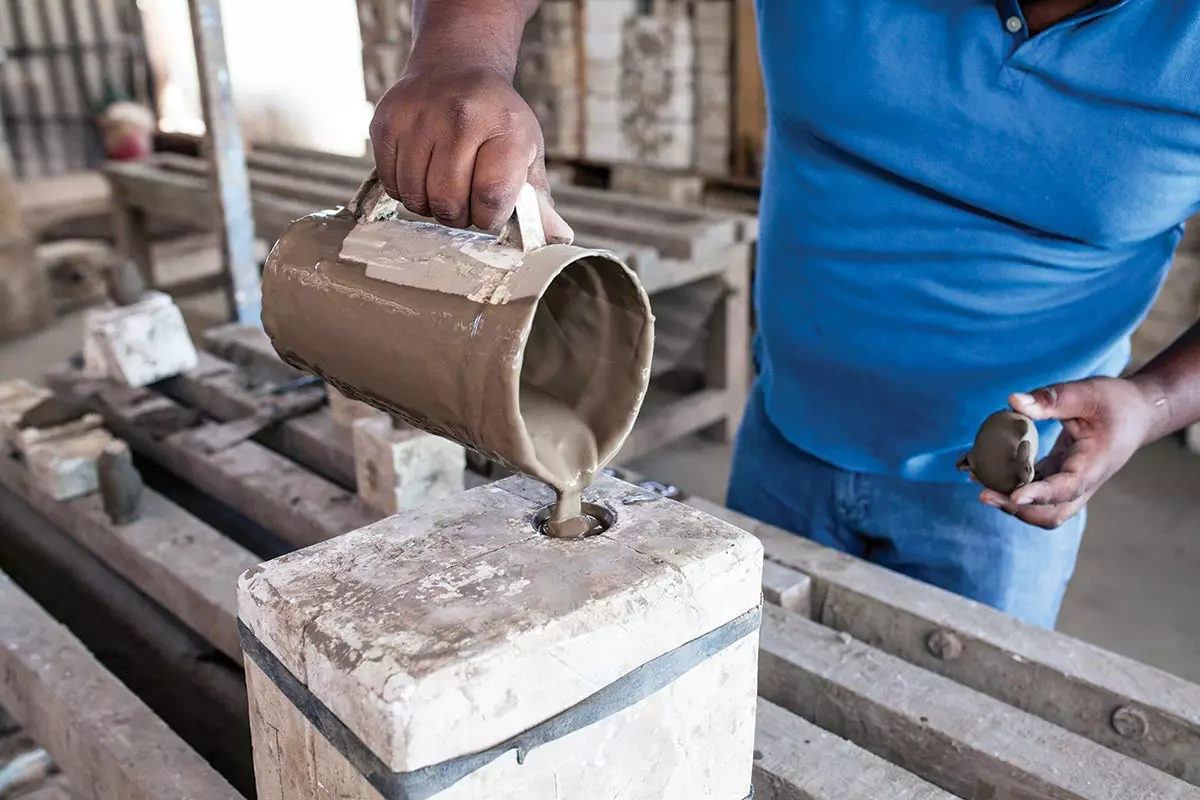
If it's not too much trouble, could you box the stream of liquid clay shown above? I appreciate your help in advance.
[519,385,606,538]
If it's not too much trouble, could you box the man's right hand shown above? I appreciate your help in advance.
[369,66,574,244]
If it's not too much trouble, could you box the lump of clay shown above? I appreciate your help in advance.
[957,410,1038,495]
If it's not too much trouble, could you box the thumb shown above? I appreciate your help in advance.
[1011,381,1100,422]
[526,156,574,245]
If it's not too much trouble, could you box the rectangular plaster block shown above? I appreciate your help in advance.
[25,427,114,501]
[351,415,466,515]
[0,379,53,453]
[83,292,199,388]
[238,475,764,800]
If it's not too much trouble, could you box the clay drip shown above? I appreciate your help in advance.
[518,260,628,536]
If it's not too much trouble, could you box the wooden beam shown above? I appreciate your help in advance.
[704,243,753,441]
[0,482,254,794]
[0,453,252,661]
[733,0,766,181]
[202,322,306,383]
[759,605,1198,800]
[46,373,376,549]
[0,572,244,800]
[687,497,1200,787]
[616,387,728,464]
[0,97,53,341]
[754,699,956,800]
[150,150,753,263]
[188,0,261,324]
[161,352,356,489]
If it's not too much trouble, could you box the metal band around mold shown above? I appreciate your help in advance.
[239,605,763,800]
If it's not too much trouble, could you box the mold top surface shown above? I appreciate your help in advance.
[237,475,763,773]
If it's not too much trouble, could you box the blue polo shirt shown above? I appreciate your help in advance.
[754,0,1200,482]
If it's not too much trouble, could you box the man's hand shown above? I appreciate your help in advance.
[978,377,1164,529]
[369,66,573,243]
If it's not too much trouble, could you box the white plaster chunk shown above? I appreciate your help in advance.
[239,475,763,799]
[351,415,466,515]
[82,291,199,387]
[25,427,114,500]
[13,412,104,455]
[0,379,53,453]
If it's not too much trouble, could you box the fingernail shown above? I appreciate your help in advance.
[982,496,1003,508]
[1013,393,1037,408]
[1016,496,1034,506]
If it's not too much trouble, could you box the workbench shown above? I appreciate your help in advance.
[1,341,1198,800]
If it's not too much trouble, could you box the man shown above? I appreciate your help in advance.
[369,0,1200,628]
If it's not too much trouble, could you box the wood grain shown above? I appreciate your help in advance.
[0,568,245,800]
[760,605,1200,800]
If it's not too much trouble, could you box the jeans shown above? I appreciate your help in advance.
[726,381,1084,628]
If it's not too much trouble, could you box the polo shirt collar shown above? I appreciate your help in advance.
[996,0,1131,45]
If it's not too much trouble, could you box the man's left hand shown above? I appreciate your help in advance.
[978,377,1160,529]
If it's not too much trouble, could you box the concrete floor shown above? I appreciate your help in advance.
[4,296,1198,684]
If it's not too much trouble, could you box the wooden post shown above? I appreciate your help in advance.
[188,0,261,325]
[733,0,766,181]
[239,475,763,799]
[0,96,53,341]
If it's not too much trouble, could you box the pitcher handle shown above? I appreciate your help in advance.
[497,184,548,254]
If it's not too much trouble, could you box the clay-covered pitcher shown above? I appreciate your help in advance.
[261,174,655,488]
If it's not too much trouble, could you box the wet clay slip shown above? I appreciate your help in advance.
[957,410,1039,495]
[261,174,655,536]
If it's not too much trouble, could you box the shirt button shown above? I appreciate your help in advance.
[1005,16,1023,32]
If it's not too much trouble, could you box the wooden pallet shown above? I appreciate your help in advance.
[4,347,1200,799]
[105,145,755,451]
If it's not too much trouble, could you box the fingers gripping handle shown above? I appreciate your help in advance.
[498,184,548,253]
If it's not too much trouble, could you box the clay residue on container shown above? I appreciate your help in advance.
[262,202,653,538]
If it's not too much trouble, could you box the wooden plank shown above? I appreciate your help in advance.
[690,498,1200,786]
[246,148,371,184]
[733,0,766,180]
[0,569,244,800]
[0,453,251,661]
[203,322,306,382]
[161,352,356,489]
[106,163,215,224]
[188,0,260,323]
[636,249,729,296]
[19,171,112,235]
[553,181,757,242]
[256,143,368,169]
[754,699,955,800]
[11,775,73,800]
[46,373,376,549]
[704,243,753,441]
[0,112,52,341]
[545,203,730,260]
[155,153,359,210]
[159,151,746,263]
[759,604,1200,800]
[615,387,728,464]
[107,159,326,246]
